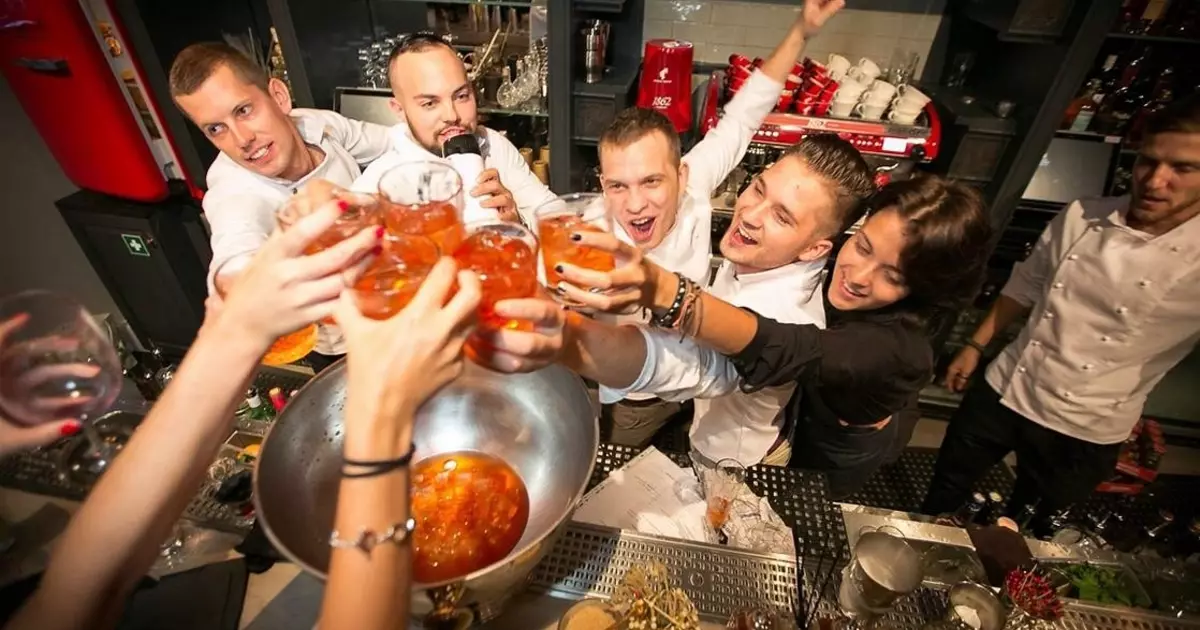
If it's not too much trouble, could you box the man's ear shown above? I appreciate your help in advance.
[388,97,406,122]
[267,78,293,114]
[797,237,833,262]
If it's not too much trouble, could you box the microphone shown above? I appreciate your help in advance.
[441,133,499,224]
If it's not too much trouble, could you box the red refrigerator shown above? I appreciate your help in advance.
[0,0,191,202]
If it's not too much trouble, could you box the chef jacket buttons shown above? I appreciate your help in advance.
[1083,364,1094,371]
[1018,366,1027,373]
[1101,335,1111,342]
[1052,282,1064,289]
[1116,306,1128,315]
[1138,279,1151,288]
[1043,311,1055,319]
[1068,254,1079,261]
[1031,340,1041,347]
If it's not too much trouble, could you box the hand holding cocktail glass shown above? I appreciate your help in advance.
[212,194,382,365]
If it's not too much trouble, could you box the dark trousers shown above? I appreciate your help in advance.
[922,379,1121,521]
[303,352,344,374]
[792,413,897,501]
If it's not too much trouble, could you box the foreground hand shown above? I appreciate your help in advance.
[942,346,981,392]
[473,296,566,373]
[336,257,482,423]
[471,169,519,223]
[798,0,845,37]
[215,199,381,349]
[554,231,664,314]
[0,315,82,456]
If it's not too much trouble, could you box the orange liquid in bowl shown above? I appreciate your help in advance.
[411,451,530,584]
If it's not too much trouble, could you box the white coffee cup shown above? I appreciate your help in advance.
[852,58,882,82]
[855,102,887,120]
[862,91,893,107]
[836,81,868,101]
[867,80,897,100]
[829,100,855,118]
[890,99,924,115]
[827,54,852,76]
[888,109,920,125]
[895,85,931,106]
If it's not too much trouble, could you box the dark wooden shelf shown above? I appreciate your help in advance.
[1054,129,1123,143]
[1107,31,1200,44]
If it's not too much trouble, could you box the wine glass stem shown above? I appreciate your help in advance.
[80,422,112,458]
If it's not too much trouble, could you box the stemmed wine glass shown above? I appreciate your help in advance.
[0,291,123,473]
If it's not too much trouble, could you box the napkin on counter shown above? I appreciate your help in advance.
[573,447,794,556]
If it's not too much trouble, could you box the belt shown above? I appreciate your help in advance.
[612,396,671,409]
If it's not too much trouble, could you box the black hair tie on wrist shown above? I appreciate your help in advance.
[342,444,416,478]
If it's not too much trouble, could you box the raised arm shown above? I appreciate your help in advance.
[684,0,846,194]
[7,201,379,630]
[319,258,481,630]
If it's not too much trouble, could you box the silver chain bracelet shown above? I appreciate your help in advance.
[328,518,417,554]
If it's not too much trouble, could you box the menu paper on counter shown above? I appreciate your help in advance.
[573,447,711,542]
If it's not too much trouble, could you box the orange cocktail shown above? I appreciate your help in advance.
[213,253,318,366]
[378,162,466,255]
[351,234,440,320]
[453,222,538,363]
[278,190,382,323]
[534,193,615,292]
[277,190,381,255]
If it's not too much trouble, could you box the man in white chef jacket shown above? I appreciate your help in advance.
[351,34,554,224]
[924,94,1200,526]
[170,42,392,371]
[582,0,856,452]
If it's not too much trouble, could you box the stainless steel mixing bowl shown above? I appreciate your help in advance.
[253,360,598,622]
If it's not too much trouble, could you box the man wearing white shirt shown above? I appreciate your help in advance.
[591,136,873,465]
[587,0,853,447]
[351,34,555,224]
[924,95,1200,525]
[170,42,392,370]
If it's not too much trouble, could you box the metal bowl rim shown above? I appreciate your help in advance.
[251,358,600,587]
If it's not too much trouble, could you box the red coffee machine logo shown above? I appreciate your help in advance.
[638,39,694,133]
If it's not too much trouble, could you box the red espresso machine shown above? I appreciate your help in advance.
[699,66,944,271]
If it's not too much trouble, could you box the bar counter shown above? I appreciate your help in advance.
[0,379,1197,629]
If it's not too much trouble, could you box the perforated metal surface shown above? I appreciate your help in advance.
[530,521,798,622]
[0,368,311,534]
[588,443,850,566]
[1059,604,1200,630]
[847,447,1015,514]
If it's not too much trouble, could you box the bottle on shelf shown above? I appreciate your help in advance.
[1095,73,1152,136]
[1015,502,1039,532]
[1117,0,1151,32]
[974,491,1005,526]
[235,388,275,429]
[1135,0,1172,34]
[950,492,988,527]
[1063,79,1103,131]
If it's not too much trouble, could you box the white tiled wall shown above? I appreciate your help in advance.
[642,1,941,78]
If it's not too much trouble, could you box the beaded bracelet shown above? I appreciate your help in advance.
[329,518,416,554]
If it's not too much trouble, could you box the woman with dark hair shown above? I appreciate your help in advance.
[481,175,993,498]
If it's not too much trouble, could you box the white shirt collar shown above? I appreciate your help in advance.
[711,258,827,326]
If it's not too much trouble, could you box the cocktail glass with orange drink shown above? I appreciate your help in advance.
[451,220,539,362]
[534,193,615,306]
[350,233,441,320]
[702,458,746,537]
[277,190,382,324]
[277,189,381,254]
[378,161,466,255]
[212,253,319,366]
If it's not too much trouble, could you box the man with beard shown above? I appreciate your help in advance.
[352,34,553,223]
[923,94,1200,528]
[589,0,851,447]
[171,43,392,371]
